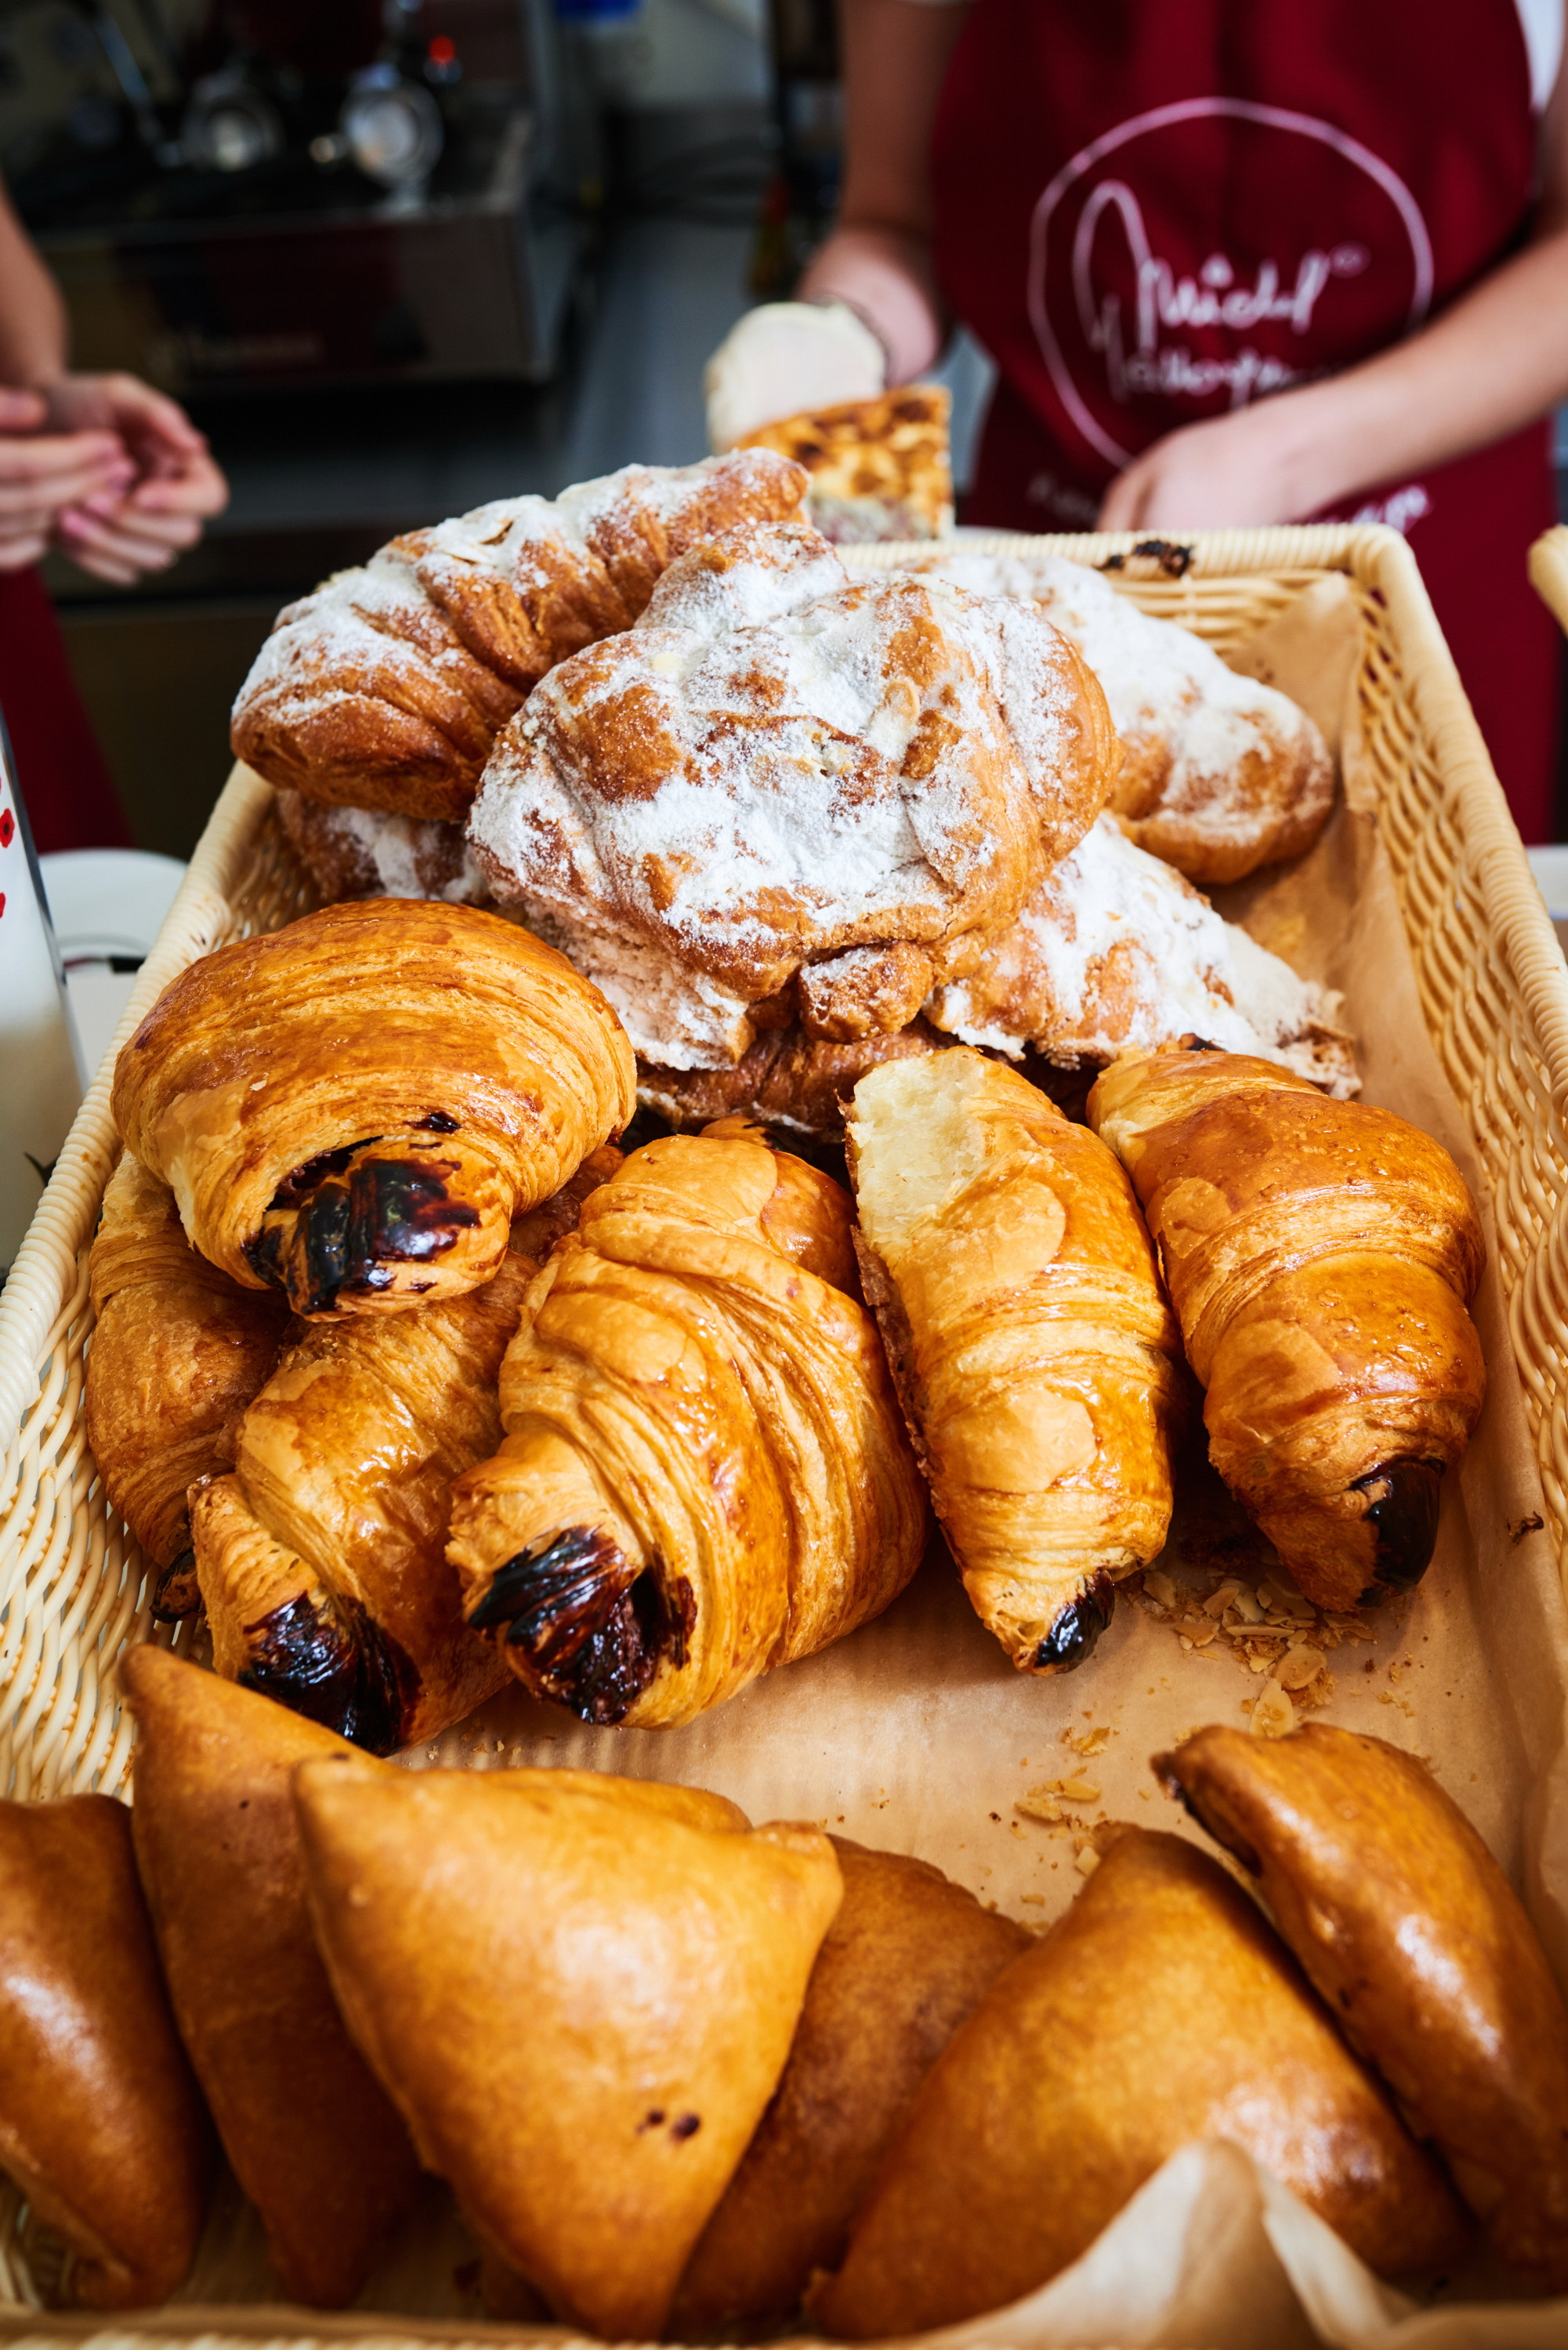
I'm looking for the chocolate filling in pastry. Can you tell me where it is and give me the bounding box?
[245,1143,481,1316]
[469,1529,694,1725]
[1353,1458,1445,1605]
[238,1589,418,1753]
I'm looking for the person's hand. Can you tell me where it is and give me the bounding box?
[42,373,228,583]
[704,301,885,452]
[0,384,134,573]
[1098,393,1346,532]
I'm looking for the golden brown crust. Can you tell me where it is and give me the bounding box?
[813,1828,1463,2337]
[85,1154,294,1572]
[230,453,810,821]
[446,1129,929,1727]
[737,388,954,542]
[672,1839,1030,2332]
[0,1792,208,2309]
[292,1757,843,2340]
[111,898,636,1321]
[1087,1049,1487,1611]
[1159,1721,1568,2288]
[192,1250,534,1752]
[122,1648,421,2306]
[637,1017,947,1141]
[848,1050,1184,1673]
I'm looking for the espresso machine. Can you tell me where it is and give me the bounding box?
[0,0,594,390]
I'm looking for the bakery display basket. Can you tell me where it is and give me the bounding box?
[1,518,1567,2346]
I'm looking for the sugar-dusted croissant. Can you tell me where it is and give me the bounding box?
[447,1122,928,1726]
[1158,1722,1568,2288]
[469,517,1118,1071]
[85,1152,292,1611]
[813,1827,1461,2338]
[230,452,809,822]
[848,1049,1183,1672]
[1088,1049,1486,1612]
[123,1648,421,2306]
[192,1247,531,1752]
[112,898,635,1321]
[294,1757,842,2341]
[275,786,490,908]
[0,1793,209,2308]
[672,1839,1029,2334]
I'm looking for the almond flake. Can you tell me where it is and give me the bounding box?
[1251,1682,1297,1739]
[1275,1643,1324,1692]
[1060,1777,1101,1803]
[1143,1569,1178,1610]
[1074,1843,1101,1877]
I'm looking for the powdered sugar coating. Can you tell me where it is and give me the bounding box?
[276,787,491,906]
[886,547,1334,885]
[927,813,1356,1096]
[469,532,1115,1066]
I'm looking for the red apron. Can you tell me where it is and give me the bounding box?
[931,0,1561,840]
[0,569,129,854]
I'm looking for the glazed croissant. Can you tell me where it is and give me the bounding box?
[112,898,635,1320]
[230,451,809,821]
[191,1246,531,1753]
[447,1122,929,1727]
[1088,1049,1487,1612]
[847,1048,1183,1671]
[85,1152,293,1609]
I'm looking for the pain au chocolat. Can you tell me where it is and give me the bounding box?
[111,898,634,1322]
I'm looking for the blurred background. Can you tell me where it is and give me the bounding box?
[0,0,987,857]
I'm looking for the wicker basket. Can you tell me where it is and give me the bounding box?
[0,519,1565,2341]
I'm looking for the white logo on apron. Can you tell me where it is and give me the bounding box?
[1028,97,1435,469]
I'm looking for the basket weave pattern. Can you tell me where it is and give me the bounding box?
[1,522,1566,1832]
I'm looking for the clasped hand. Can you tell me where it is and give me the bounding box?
[0,373,227,583]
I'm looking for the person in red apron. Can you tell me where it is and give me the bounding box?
[708,0,1568,840]
[0,180,228,852]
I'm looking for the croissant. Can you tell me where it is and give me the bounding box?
[813,1827,1461,2338]
[191,1248,530,1752]
[926,812,1356,1097]
[85,1152,293,1610]
[847,1048,1183,1672]
[230,452,809,821]
[892,545,1334,883]
[294,1757,842,2341]
[0,1793,209,2308]
[1158,1721,1568,2289]
[672,1838,1029,2334]
[447,1122,929,1727]
[112,898,635,1320]
[469,517,1117,1071]
[122,1648,422,2305]
[275,786,490,908]
[737,387,954,540]
[1087,1048,1487,1612]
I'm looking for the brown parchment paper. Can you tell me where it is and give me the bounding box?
[150,582,1568,2347]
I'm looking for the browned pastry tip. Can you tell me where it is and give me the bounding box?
[122,1647,420,2306]
[638,1017,950,1142]
[1087,1048,1486,1612]
[847,1047,1182,1674]
[292,1755,842,2341]
[450,1128,926,1728]
[0,1789,209,2308]
[231,451,809,821]
[671,1838,1030,2334]
[813,1826,1462,2339]
[1158,1720,1568,2288]
[112,897,635,1322]
[85,1153,293,1583]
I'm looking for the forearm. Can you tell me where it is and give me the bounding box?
[1244,224,1568,513]
[0,185,67,388]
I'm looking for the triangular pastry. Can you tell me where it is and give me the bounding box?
[122,1647,422,2306]
[0,1789,208,2308]
[293,1757,842,2338]
[813,1827,1461,2337]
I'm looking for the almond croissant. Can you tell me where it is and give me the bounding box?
[1088,1048,1486,1612]
[112,898,634,1320]
[230,451,809,821]
[85,1152,293,1612]
[447,1121,929,1726]
[847,1048,1183,1672]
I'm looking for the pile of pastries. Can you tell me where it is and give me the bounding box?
[9,1681,1567,2324]
[53,448,1563,2323]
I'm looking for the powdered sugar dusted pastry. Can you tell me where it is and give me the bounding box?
[277,788,490,908]
[469,519,1118,1070]
[881,547,1334,885]
[928,814,1355,1094]
[231,452,809,824]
